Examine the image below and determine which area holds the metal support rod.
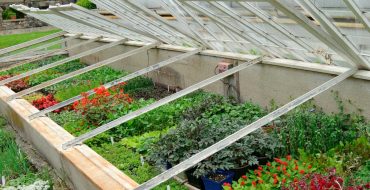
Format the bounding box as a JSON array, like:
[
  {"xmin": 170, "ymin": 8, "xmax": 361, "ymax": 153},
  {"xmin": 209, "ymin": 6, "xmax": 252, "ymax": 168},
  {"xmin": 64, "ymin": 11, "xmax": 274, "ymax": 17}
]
[
  {"xmin": 125, "ymin": 0, "xmax": 202, "ymax": 47},
  {"xmin": 6, "ymin": 42, "xmax": 159, "ymax": 101},
  {"xmin": 135, "ymin": 67, "xmax": 357, "ymax": 190},
  {"xmin": 343, "ymin": 0, "xmax": 370, "ymax": 34},
  {"xmin": 296, "ymin": 0, "xmax": 370, "ymax": 69},
  {"xmin": 0, "ymin": 34, "xmax": 82, "ymax": 62},
  {"xmin": 183, "ymin": 1, "xmax": 278, "ymax": 57},
  {"xmin": 62, "ymin": 56, "xmax": 262, "ymax": 149},
  {"xmin": 266, "ymin": 0, "xmax": 357, "ymax": 68},
  {"xmin": 0, "ymin": 31, "xmax": 66, "ymax": 57},
  {"xmin": 0, "ymin": 36, "xmax": 103, "ymax": 85},
  {"xmin": 29, "ymin": 48, "xmax": 202, "ymax": 119}
]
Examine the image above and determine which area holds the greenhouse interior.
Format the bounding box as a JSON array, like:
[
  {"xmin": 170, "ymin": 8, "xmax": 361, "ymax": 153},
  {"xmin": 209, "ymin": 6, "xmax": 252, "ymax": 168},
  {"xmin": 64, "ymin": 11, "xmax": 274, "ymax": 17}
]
[{"xmin": 0, "ymin": 0, "xmax": 369, "ymax": 190}]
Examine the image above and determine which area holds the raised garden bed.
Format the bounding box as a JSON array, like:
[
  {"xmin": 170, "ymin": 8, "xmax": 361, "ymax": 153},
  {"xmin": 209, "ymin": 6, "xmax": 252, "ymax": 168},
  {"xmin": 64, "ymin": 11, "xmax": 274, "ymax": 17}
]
[{"xmin": 1, "ymin": 54, "xmax": 369, "ymax": 190}]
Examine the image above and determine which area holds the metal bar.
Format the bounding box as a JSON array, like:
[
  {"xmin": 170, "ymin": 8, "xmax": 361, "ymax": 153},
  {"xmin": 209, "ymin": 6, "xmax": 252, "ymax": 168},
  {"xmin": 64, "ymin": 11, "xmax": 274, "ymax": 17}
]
[
  {"xmin": 296, "ymin": 0, "xmax": 370, "ymax": 69},
  {"xmin": 0, "ymin": 31, "xmax": 66, "ymax": 57},
  {"xmin": 183, "ymin": 1, "xmax": 279, "ymax": 57},
  {"xmin": 0, "ymin": 36, "xmax": 103, "ymax": 85},
  {"xmin": 6, "ymin": 42, "xmax": 159, "ymax": 101},
  {"xmin": 126, "ymin": 0, "xmax": 203, "ymax": 47},
  {"xmin": 342, "ymin": 0, "xmax": 370, "ymax": 33},
  {"xmin": 69, "ymin": 4, "xmax": 156, "ymax": 42},
  {"xmin": 209, "ymin": 1, "xmax": 307, "ymax": 61},
  {"xmin": 265, "ymin": 0, "xmax": 357, "ymax": 68},
  {"xmin": 0, "ymin": 34, "xmax": 82, "ymax": 62},
  {"xmin": 136, "ymin": 67, "xmax": 357, "ymax": 190},
  {"xmin": 29, "ymin": 48, "xmax": 202, "ymax": 119},
  {"xmin": 62, "ymin": 56, "xmax": 262, "ymax": 149},
  {"xmin": 158, "ymin": 0, "xmax": 213, "ymax": 49}
]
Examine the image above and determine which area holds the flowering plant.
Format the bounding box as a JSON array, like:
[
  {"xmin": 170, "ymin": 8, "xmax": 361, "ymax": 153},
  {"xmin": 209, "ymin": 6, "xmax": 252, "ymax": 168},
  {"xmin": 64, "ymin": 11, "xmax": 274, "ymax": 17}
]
[
  {"xmin": 32, "ymin": 94, "xmax": 60, "ymax": 112},
  {"xmin": 285, "ymin": 168, "xmax": 370, "ymax": 190},
  {"xmin": 72, "ymin": 83, "xmax": 133, "ymax": 126},
  {"xmin": 223, "ymin": 155, "xmax": 316, "ymax": 190},
  {"xmin": 0, "ymin": 75, "xmax": 29, "ymax": 92}
]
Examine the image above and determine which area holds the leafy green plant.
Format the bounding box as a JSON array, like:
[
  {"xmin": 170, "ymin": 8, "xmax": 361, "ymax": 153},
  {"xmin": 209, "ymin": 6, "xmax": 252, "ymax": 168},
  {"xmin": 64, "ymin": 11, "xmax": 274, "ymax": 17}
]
[
  {"xmin": 298, "ymin": 136, "xmax": 370, "ymax": 179},
  {"xmin": 45, "ymin": 66, "xmax": 124, "ymax": 101},
  {"xmin": 0, "ymin": 55, "xmax": 67, "ymax": 77},
  {"xmin": 2, "ymin": 8, "xmax": 18, "ymax": 20},
  {"xmin": 76, "ymin": 0, "xmax": 97, "ymax": 9},
  {"xmin": 120, "ymin": 130, "xmax": 164, "ymax": 154},
  {"xmin": 149, "ymin": 98, "xmax": 279, "ymax": 177},
  {"xmin": 93, "ymin": 143, "xmax": 187, "ymax": 190},
  {"xmin": 273, "ymin": 101, "xmax": 364, "ymax": 157},
  {"xmin": 27, "ymin": 59, "xmax": 85, "ymax": 86}
]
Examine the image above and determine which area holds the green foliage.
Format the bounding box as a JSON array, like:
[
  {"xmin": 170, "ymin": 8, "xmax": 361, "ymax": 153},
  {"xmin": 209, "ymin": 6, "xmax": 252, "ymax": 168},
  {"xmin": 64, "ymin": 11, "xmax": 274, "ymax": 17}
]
[
  {"xmin": 352, "ymin": 161, "xmax": 370, "ymax": 185},
  {"xmin": 149, "ymin": 97, "xmax": 279, "ymax": 177},
  {"xmin": 76, "ymin": 0, "xmax": 97, "ymax": 9},
  {"xmin": 0, "ymin": 120, "xmax": 32, "ymax": 180},
  {"xmin": 93, "ymin": 143, "xmax": 187, "ymax": 190},
  {"xmin": 45, "ymin": 66, "xmax": 124, "ymax": 101},
  {"xmin": 2, "ymin": 8, "xmax": 17, "ymax": 20},
  {"xmin": 298, "ymin": 136, "xmax": 370, "ymax": 179},
  {"xmin": 273, "ymin": 101, "xmax": 365, "ymax": 157},
  {"xmin": 27, "ymin": 59, "xmax": 85, "ymax": 86},
  {"xmin": 120, "ymin": 130, "xmax": 164, "ymax": 154},
  {"xmin": 0, "ymin": 30, "xmax": 60, "ymax": 49},
  {"xmin": 49, "ymin": 110, "xmax": 83, "ymax": 127},
  {"xmin": 0, "ymin": 55, "xmax": 67, "ymax": 77}
]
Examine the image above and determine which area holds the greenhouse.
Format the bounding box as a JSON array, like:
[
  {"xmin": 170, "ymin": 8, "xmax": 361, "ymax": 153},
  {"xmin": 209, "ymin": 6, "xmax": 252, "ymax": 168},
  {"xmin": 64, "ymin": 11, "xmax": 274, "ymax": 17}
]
[{"xmin": 0, "ymin": 0, "xmax": 369, "ymax": 190}]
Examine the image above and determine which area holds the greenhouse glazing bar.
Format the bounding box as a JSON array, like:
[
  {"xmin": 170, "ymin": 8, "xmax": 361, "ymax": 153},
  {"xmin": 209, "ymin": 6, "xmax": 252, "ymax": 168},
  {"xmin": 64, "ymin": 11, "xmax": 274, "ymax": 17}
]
[
  {"xmin": 0, "ymin": 34, "xmax": 82, "ymax": 62},
  {"xmin": 62, "ymin": 56, "xmax": 263, "ymax": 149},
  {"xmin": 343, "ymin": 0, "xmax": 370, "ymax": 33},
  {"xmin": 183, "ymin": 1, "xmax": 279, "ymax": 57},
  {"xmin": 266, "ymin": 0, "xmax": 358, "ymax": 68},
  {"xmin": 0, "ymin": 31, "xmax": 66, "ymax": 57},
  {"xmin": 136, "ymin": 67, "xmax": 357, "ymax": 190},
  {"xmin": 6, "ymin": 41, "xmax": 160, "ymax": 101},
  {"xmin": 29, "ymin": 48, "xmax": 202, "ymax": 119},
  {"xmin": 0, "ymin": 36, "xmax": 102, "ymax": 85},
  {"xmin": 297, "ymin": 0, "xmax": 370, "ymax": 69}
]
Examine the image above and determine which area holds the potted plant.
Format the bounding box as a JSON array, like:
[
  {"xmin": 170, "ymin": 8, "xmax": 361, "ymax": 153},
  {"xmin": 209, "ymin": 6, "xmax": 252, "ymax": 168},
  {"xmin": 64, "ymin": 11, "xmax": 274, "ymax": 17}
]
[
  {"xmin": 202, "ymin": 170, "xmax": 234, "ymax": 190},
  {"xmin": 149, "ymin": 108, "xmax": 280, "ymax": 189}
]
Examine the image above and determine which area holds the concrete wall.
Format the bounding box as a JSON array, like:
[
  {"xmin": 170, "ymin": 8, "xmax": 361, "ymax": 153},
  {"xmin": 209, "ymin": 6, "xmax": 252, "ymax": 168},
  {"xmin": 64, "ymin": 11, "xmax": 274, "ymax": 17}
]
[{"xmin": 67, "ymin": 38, "xmax": 370, "ymax": 119}]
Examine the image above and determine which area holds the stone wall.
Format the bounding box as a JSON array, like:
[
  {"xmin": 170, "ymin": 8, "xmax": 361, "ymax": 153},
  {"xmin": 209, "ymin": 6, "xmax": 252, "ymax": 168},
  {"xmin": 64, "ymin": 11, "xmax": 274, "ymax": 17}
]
[{"xmin": 1, "ymin": 16, "xmax": 47, "ymax": 31}]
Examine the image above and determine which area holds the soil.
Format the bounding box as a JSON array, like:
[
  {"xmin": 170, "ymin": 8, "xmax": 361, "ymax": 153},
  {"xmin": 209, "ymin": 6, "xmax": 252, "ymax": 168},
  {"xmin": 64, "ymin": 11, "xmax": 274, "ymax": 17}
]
[
  {"xmin": 4, "ymin": 122, "xmax": 70, "ymax": 190},
  {"xmin": 130, "ymin": 86, "xmax": 176, "ymax": 100},
  {"xmin": 208, "ymin": 173, "xmax": 227, "ymax": 182}
]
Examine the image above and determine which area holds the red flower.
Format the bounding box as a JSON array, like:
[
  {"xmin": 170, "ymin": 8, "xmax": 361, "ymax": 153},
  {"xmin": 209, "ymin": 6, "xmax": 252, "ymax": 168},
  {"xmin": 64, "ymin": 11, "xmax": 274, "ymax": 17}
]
[
  {"xmin": 277, "ymin": 166, "xmax": 281, "ymax": 171},
  {"xmin": 252, "ymin": 181, "xmax": 256, "ymax": 187},
  {"xmin": 308, "ymin": 165, "xmax": 312, "ymax": 169},
  {"xmin": 299, "ymin": 170, "xmax": 305, "ymax": 174},
  {"xmin": 273, "ymin": 178, "xmax": 278, "ymax": 185},
  {"xmin": 241, "ymin": 175, "xmax": 247, "ymax": 179},
  {"xmin": 294, "ymin": 178, "xmax": 298, "ymax": 183},
  {"xmin": 267, "ymin": 162, "xmax": 271, "ymax": 167},
  {"xmin": 223, "ymin": 182, "xmax": 231, "ymax": 187},
  {"xmin": 295, "ymin": 165, "xmax": 299, "ymax": 170},
  {"xmin": 258, "ymin": 166, "xmax": 263, "ymax": 171},
  {"xmin": 258, "ymin": 179, "xmax": 263, "ymax": 184},
  {"xmin": 286, "ymin": 155, "xmax": 292, "ymax": 161},
  {"xmin": 240, "ymin": 181, "xmax": 245, "ymax": 186},
  {"xmin": 273, "ymin": 174, "xmax": 278, "ymax": 178}
]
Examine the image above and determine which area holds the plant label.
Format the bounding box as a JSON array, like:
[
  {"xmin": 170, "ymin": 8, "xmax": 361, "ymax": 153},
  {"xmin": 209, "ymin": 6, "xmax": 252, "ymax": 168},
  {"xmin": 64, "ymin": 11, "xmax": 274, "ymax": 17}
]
[
  {"xmin": 1, "ymin": 176, "xmax": 5, "ymax": 186},
  {"xmin": 167, "ymin": 185, "xmax": 170, "ymax": 190},
  {"xmin": 110, "ymin": 137, "xmax": 114, "ymax": 145},
  {"xmin": 140, "ymin": 155, "xmax": 145, "ymax": 166}
]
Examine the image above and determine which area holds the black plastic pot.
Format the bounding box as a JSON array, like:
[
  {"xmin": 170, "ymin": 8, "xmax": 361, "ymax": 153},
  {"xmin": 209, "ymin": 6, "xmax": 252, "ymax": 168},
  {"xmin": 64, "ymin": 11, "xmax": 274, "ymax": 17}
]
[
  {"xmin": 231, "ymin": 157, "xmax": 270, "ymax": 180},
  {"xmin": 201, "ymin": 170, "xmax": 234, "ymax": 190},
  {"xmin": 185, "ymin": 168, "xmax": 204, "ymax": 190}
]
